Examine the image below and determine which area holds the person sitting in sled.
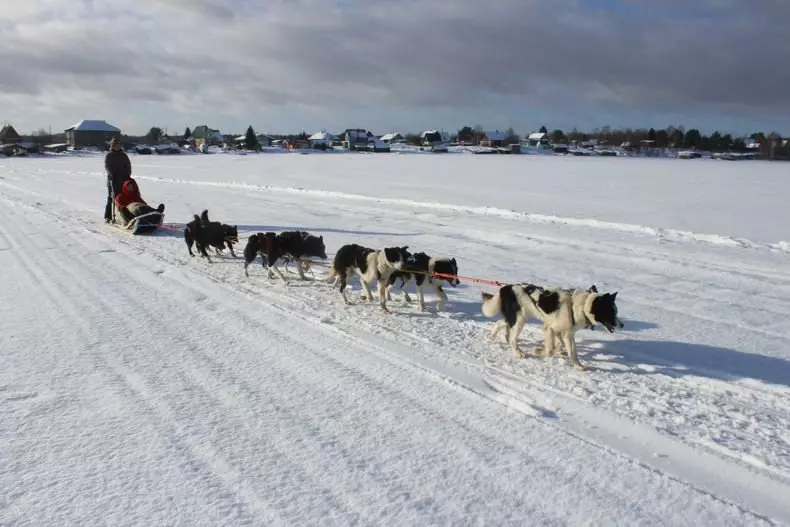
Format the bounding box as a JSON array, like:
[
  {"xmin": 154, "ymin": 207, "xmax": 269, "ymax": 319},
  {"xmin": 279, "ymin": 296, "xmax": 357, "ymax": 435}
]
[{"xmin": 113, "ymin": 178, "xmax": 165, "ymax": 226}]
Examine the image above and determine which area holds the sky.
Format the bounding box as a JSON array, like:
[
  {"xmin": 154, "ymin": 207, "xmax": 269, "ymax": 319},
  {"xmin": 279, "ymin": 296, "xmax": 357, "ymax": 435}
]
[{"xmin": 1, "ymin": 0, "xmax": 788, "ymax": 137}]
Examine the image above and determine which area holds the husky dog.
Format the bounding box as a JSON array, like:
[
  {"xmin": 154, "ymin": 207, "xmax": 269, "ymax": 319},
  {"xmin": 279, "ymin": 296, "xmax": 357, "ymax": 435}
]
[
  {"xmin": 327, "ymin": 243, "xmax": 410, "ymax": 312},
  {"xmin": 275, "ymin": 231, "xmax": 328, "ymax": 280},
  {"xmin": 564, "ymin": 285, "xmax": 623, "ymax": 332},
  {"xmin": 185, "ymin": 209, "xmax": 238, "ymax": 262},
  {"xmin": 386, "ymin": 253, "xmax": 460, "ymax": 311},
  {"xmin": 184, "ymin": 213, "xmax": 208, "ymax": 258},
  {"xmin": 242, "ymin": 230, "xmax": 327, "ymax": 283},
  {"xmin": 243, "ymin": 232, "xmax": 277, "ymax": 278},
  {"xmin": 480, "ymin": 283, "xmax": 548, "ymax": 356},
  {"xmin": 481, "ymin": 284, "xmax": 588, "ymax": 370}
]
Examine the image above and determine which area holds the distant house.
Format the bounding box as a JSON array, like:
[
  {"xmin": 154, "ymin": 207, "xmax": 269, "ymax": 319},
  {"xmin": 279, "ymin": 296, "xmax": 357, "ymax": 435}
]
[
  {"xmin": 308, "ymin": 130, "xmax": 334, "ymax": 149},
  {"xmin": 64, "ymin": 120, "xmax": 121, "ymax": 149},
  {"xmin": 420, "ymin": 130, "xmax": 450, "ymax": 152},
  {"xmin": 479, "ymin": 130, "xmax": 506, "ymax": 147},
  {"xmin": 0, "ymin": 124, "xmax": 21, "ymax": 144},
  {"xmin": 191, "ymin": 125, "xmax": 224, "ymax": 146},
  {"xmin": 342, "ymin": 129, "xmax": 375, "ymax": 151},
  {"xmin": 526, "ymin": 132, "xmax": 550, "ymax": 148},
  {"xmin": 379, "ymin": 132, "xmax": 405, "ymax": 144}
]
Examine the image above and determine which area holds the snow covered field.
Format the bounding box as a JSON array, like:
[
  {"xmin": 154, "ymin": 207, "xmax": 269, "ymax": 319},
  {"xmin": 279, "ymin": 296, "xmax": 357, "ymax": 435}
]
[{"xmin": 1, "ymin": 152, "xmax": 789, "ymax": 525}]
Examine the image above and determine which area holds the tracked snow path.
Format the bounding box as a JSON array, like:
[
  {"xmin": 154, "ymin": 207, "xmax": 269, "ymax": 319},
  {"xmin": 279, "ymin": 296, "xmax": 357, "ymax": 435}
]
[
  {"xmin": 1, "ymin": 198, "xmax": 776, "ymax": 525},
  {"xmin": 2, "ymin": 155, "xmax": 790, "ymax": 524}
]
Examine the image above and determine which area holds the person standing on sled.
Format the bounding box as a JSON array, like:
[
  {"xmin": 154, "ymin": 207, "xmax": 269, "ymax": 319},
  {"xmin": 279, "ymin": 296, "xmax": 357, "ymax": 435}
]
[
  {"xmin": 114, "ymin": 178, "xmax": 165, "ymax": 226},
  {"xmin": 104, "ymin": 136, "xmax": 132, "ymax": 223}
]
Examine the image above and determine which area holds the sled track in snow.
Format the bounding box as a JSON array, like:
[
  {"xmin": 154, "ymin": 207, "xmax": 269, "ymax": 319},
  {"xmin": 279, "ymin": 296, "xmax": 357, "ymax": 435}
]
[{"xmin": 1, "ymin": 189, "xmax": 790, "ymax": 524}]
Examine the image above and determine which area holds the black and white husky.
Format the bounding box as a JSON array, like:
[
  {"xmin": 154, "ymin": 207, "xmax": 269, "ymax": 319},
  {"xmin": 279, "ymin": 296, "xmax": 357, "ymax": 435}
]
[
  {"xmin": 480, "ymin": 285, "xmax": 575, "ymax": 369},
  {"xmin": 386, "ymin": 253, "xmax": 460, "ymax": 311},
  {"xmin": 481, "ymin": 283, "xmax": 624, "ymax": 370},
  {"xmin": 327, "ymin": 243, "xmax": 410, "ymax": 312},
  {"xmin": 563, "ymin": 285, "xmax": 624, "ymax": 333}
]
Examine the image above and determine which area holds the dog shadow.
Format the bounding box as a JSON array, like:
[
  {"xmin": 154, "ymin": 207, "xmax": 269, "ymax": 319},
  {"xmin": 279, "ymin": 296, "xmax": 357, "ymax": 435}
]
[
  {"xmin": 617, "ymin": 319, "xmax": 659, "ymax": 332},
  {"xmin": 587, "ymin": 338, "xmax": 790, "ymax": 388},
  {"xmin": 374, "ymin": 286, "xmax": 487, "ymax": 321},
  {"xmin": 236, "ymin": 225, "xmax": 422, "ymax": 238}
]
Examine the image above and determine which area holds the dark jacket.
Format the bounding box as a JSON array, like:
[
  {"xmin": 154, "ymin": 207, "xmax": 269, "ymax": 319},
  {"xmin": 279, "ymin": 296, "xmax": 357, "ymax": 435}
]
[{"xmin": 105, "ymin": 149, "xmax": 132, "ymax": 192}]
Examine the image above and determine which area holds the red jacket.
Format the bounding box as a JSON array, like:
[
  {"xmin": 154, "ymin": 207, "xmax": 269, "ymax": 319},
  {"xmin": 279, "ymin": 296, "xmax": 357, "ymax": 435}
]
[{"xmin": 114, "ymin": 179, "xmax": 147, "ymax": 209}]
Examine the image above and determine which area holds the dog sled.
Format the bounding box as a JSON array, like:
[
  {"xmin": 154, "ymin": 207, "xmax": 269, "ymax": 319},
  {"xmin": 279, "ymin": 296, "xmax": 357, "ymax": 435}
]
[
  {"xmin": 108, "ymin": 178, "xmax": 165, "ymax": 235},
  {"xmin": 113, "ymin": 210, "xmax": 165, "ymax": 235},
  {"xmin": 108, "ymin": 209, "xmax": 164, "ymax": 235}
]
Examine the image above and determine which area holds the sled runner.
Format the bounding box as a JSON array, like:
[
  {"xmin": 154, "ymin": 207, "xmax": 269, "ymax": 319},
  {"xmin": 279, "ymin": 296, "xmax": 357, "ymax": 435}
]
[
  {"xmin": 111, "ymin": 210, "xmax": 164, "ymax": 235},
  {"xmin": 127, "ymin": 210, "xmax": 164, "ymax": 235}
]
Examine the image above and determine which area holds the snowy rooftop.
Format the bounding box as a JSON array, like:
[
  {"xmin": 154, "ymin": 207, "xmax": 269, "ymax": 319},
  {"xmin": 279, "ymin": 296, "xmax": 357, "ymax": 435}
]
[
  {"xmin": 309, "ymin": 131, "xmax": 333, "ymax": 141},
  {"xmin": 65, "ymin": 120, "xmax": 121, "ymax": 133}
]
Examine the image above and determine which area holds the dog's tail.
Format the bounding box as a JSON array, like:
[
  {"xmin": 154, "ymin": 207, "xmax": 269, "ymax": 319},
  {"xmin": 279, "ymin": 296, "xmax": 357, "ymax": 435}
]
[
  {"xmin": 481, "ymin": 291, "xmax": 501, "ymax": 318},
  {"xmin": 325, "ymin": 263, "xmax": 338, "ymax": 283},
  {"xmin": 200, "ymin": 209, "xmax": 210, "ymax": 226}
]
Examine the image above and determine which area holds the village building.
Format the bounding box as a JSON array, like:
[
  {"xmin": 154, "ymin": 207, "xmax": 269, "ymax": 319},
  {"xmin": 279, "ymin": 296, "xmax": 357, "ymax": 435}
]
[
  {"xmin": 64, "ymin": 120, "xmax": 121, "ymax": 149},
  {"xmin": 308, "ymin": 130, "xmax": 334, "ymax": 149},
  {"xmin": 479, "ymin": 130, "xmax": 506, "ymax": 147},
  {"xmin": 0, "ymin": 124, "xmax": 22, "ymax": 144},
  {"xmin": 379, "ymin": 132, "xmax": 405, "ymax": 144}
]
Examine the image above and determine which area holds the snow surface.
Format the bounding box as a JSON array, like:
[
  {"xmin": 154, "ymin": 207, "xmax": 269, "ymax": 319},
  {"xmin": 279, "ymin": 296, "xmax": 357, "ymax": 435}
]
[{"xmin": 1, "ymin": 153, "xmax": 789, "ymax": 525}]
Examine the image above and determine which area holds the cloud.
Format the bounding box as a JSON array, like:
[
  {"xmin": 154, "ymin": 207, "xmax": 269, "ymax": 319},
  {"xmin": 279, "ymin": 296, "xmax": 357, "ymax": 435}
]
[{"xmin": 0, "ymin": 0, "xmax": 787, "ymax": 132}]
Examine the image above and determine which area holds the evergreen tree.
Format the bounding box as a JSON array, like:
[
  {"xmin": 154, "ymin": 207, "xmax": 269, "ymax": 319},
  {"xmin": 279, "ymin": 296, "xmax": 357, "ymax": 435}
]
[
  {"xmin": 539, "ymin": 125, "xmax": 548, "ymax": 134},
  {"xmin": 504, "ymin": 127, "xmax": 520, "ymax": 144},
  {"xmin": 184, "ymin": 127, "xmax": 191, "ymax": 139},
  {"xmin": 457, "ymin": 126, "xmax": 474, "ymax": 143},
  {"xmin": 654, "ymin": 129, "xmax": 669, "ymax": 148},
  {"xmin": 146, "ymin": 126, "xmax": 162, "ymax": 145},
  {"xmin": 244, "ymin": 125, "xmax": 259, "ymax": 150},
  {"xmin": 647, "ymin": 128, "xmax": 657, "ymax": 142},
  {"xmin": 668, "ymin": 127, "xmax": 684, "ymax": 147},
  {"xmin": 684, "ymin": 129, "xmax": 702, "ymax": 149},
  {"xmin": 550, "ymin": 129, "xmax": 566, "ymax": 144}
]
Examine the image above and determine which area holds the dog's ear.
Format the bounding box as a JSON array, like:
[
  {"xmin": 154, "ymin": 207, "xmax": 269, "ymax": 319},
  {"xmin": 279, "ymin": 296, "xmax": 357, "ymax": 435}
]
[
  {"xmin": 451, "ymin": 258, "xmax": 456, "ymax": 264},
  {"xmin": 612, "ymin": 291, "xmax": 618, "ymax": 300}
]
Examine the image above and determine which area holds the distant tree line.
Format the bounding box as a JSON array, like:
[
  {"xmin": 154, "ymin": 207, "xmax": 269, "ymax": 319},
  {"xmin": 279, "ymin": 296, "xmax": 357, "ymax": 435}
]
[
  {"xmin": 447, "ymin": 124, "xmax": 789, "ymax": 158},
  {"xmin": 14, "ymin": 122, "xmax": 789, "ymax": 159}
]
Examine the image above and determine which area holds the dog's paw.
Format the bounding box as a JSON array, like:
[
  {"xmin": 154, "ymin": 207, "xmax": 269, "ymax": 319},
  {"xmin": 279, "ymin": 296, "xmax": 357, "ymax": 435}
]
[{"xmin": 573, "ymin": 363, "xmax": 588, "ymax": 372}]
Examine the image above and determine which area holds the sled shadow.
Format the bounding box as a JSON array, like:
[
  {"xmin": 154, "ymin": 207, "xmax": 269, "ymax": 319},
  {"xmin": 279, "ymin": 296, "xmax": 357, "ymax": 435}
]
[
  {"xmin": 593, "ymin": 338, "xmax": 790, "ymax": 388},
  {"xmin": 149, "ymin": 228, "xmax": 184, "ymax": 239},
  {"xmin": 235, "ymin": 225, "xmax": 421, "ymax": 238}
]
